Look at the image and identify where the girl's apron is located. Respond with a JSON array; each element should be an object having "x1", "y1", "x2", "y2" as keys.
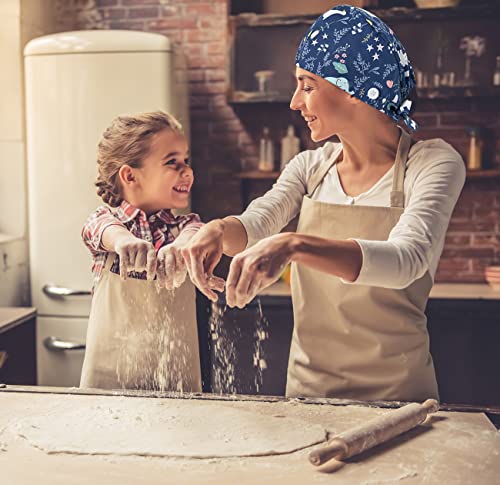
[
  {"x1": 80, "y1": 242, "x2": 202, "y2": 392},
  {"x1": 287, "y1": 130, "x2": 439, "y2": 401}
]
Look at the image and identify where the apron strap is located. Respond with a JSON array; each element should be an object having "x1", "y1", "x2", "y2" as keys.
[
  {"x1": 306, "y1": 143, "x2": 343, "y2": 196},
  {"x1": 390, "y1": 128, "x2": 412, "y2": 209},
  {"x1": 104, "y1": 252, "x2": 117, "y2": 272}
]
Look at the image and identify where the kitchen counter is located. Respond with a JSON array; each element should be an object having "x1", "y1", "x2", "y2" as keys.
[
  {"x1": 261, "y1": 281, "x2": 500, "y2": 300},
  {"x1": 0, "y1": 386, "x2": 499, "y2": 485},
  {"x1": 0, "y1": 307, "x2": 36, "y2": 334}
]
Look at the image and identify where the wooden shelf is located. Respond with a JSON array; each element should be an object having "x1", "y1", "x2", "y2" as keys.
[
  {"x1": 230, "y1": 4, "x2": 500, "y2": 27},
  {"x1": 466, "y1": 169, "x2": 500, "y2": 179},
  {"x1": 238, "y1": 171, "x2": 280, "y2": 179},
  {"x1": 416, "y1": 86, "x2": 500, "y2": 99}
]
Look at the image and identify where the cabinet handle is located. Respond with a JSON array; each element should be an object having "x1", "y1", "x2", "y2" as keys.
[
  {"x1": 42, "y1": 284, "x2": 91, "y2": 298},
  {"x1": 43, "y1": 336, "x2": 85, "y2": 352}
]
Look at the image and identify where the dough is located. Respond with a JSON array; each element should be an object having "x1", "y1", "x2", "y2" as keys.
[{"x1": 12, "y1": 397, "x2": 327, "y2": 458}]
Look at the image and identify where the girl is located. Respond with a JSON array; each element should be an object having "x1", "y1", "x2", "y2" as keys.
[{"x1": 80, "y1": 111, "x2": 223, "y2": 391}]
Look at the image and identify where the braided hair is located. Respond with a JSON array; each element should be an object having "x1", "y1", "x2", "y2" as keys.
[{"x1": 95, "y1": 111, "x2": 183, "y2": 207}]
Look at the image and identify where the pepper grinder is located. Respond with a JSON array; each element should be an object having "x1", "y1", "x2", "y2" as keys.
[{"x1": 466, "y1": 126, "x2": 483, "y2": 171}]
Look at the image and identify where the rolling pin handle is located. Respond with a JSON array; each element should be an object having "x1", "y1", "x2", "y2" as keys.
[
  {"x1": 308, "y1": 438, "x2": 348, "y2": 466},
  {"x1": 422, "y1": 399, "x2": 439, "y2": 414}
]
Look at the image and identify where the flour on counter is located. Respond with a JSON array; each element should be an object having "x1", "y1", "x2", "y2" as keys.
[{"x1": 10, "y1": 398, "x2": 327, "y2": 458}]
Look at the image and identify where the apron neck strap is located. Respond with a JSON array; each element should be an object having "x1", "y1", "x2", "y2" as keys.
[
  {"x1": 306, "y1": 144, "x2": 343, "y2": 196},
  {"x1": 390, "y1": 128, "x2": 412, "y2": 209},
  {"x1": 306, "y1": 129, "x2": 412, "y2": 208}
]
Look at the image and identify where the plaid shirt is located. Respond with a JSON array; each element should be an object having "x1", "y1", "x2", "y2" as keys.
[{"x1": 82, "y1": 200, "x2": 203, "y2": 286}]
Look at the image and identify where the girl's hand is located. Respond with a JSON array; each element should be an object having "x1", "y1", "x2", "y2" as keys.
[
  {"x1": 114, "y1": 234, "x2": 157, "y2": 280},
  {"x1": 226, "y1": 233, "x2": 296, "y2": 308},
  {"x1": 181, "y1": 220, "x2": 226, "y2": 301},
  {"x1": 156, "y1": 243, "x2": 187, "y2": 290}
]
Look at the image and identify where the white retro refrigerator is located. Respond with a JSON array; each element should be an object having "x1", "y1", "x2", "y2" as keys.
[{"x1": 24, "y1": 30, "x2": 188, "y2": 386}]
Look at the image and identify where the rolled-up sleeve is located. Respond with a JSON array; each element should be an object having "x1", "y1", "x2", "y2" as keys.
[
  {"x1": 81, "y1": 206, "x2": 125, "y2": 255},
  {"x1": 347, "y1": 145, "x2": 466, "y2": 289},
  {"x1": 233, "y1": 151, "x2": 313, "y2": 247}
]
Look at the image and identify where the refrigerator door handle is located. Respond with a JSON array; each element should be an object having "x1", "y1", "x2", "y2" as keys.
[
  {"x1": 43, "y1": 336, "x2": 86, "y2": 352},
  {"x1": 42, "y1": 284, "x2": 91, "y2": 298}
]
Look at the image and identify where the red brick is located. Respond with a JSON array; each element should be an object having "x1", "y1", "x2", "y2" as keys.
[
  {"x1": 207, "y1": 42, "x2": 226, "y2": 56},
  {"x1": 444, "y1": 234, "x2": 471, "y2": 247},
  {"x1": 441, "y1": 247, "x2": 495, "y2": 259},
  {"x1": 109, "y1": 20, "x2": 145, "y2": 30},
  {"x1": 206, "y1": 68, "x2": 227, "y2": 82},
  {"x1": 189, "y1": 95, "x2": 211, "y2": 108},
  {"x1": 435, "y1": 271, "x2": 483, "y2": 284},
  {"x1": 210, "y1": 94, "x2": 228, "y2": 107},
  {"x1": 147, "y1": 17, "x2": 197, "y2": 30},
  {"x1": 188, "y1": 70, "x2": 205, "y2": 82},
  {"x1": 471, "y1": 258, "x2": 499, "y2": 272},
  {"x1": 128, "y1": 6, "x2": 159, "y2": 18},
  {"x1": 185, "y1": 3, "x2": 217, "y2": 15},
  {"x1": 122, "y1": 0, "x2": 158, "y2": 5},
  {"x1": 185, "y1": 44, "x2": 203, "y2": 57},
  {"x1": 184, "y1": 29, "x2": 220, "y2": 43},
  {"x1": 200, "y1": 17, "x2": 227, "y2": 30},
  {"x1": 472, "y1": 206, "x2": 499, "y2": 220},
  {"x1": 96, "y1": 0, "x2": 118, "y2": 6},
  {"x1": 188, "y1": 55, "x2": 225, "y2": 69},
  {"x1": 103, "y1": 8, "x2": 126, "y2": 20},
  {"x1": 472, "y1": 234, "x2": 500, "y2": 246},
  {"x1": 436, "y1": 258, "x2": 470, "y2": 272},
  {"x1": 190, "y1": 82, "x2": 226, "y2": 95},
  {"x1": 161, "y1": 6, "x2": 179, "y2": 17}
]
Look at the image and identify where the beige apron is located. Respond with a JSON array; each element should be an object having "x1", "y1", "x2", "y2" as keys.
[
  {"x1": 287, "y1": 130, "x2": 439, "y2": 402},
  {"x1": 80, "y1": 245, "x2": 202, "y2": 392}
]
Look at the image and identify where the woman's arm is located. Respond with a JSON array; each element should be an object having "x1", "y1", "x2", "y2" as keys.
[
  {"x1": 225, "y1": 232, "x2": 362, "y2": 308},
  {"x1": 352, "y1": 141, "x2": 466, "y2": 289}
]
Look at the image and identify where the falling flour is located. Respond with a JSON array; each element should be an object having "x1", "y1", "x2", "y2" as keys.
[{"x1": 210, "y1": 297, "x2": 270, "y2": 395}]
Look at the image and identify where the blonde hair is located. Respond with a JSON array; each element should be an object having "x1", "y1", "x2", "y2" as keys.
[{"x1": 95, "y1": 110, "x2": 183, "y2": 207}]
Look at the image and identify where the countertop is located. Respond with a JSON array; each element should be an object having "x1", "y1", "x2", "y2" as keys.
[
  {"x1": 0, "y1": 307, "x2": 36, "y2": 334},
  {"x1": 261, "y1": 282, "x2": 500, "y2": 300},
  {"x1": 0, "y1": 386, "x2": 499, "y2": 485}
]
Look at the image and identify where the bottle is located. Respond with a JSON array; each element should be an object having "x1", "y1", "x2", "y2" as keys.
[
  {"x1": 466, "y1": 126, "x2": 482, "y2": 171},
  {"x1": 258, "y1": 127, "x2": 274, "y2": 172},
  {"x1": 493, "y1": 56, "x2": 500, "y2": 86},
  {"x1": 280, "y1": 125, "x2": 300, "y2": 171}
]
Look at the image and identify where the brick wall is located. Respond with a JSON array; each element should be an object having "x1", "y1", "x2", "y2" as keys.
[{"x1": 61, "y1": 0, "x2": 500, "y2": 283}]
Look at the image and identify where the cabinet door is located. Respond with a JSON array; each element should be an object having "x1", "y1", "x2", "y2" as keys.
[
  {"x1": 427, "y1": 299, "x2": 500, "y2": 406},
  {"x1": 36, "y1": 316, "x2": 87, "y2": 387}
]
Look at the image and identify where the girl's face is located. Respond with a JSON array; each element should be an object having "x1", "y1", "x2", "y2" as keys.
[
  {"x1": 131, "y1": 129, "x2": 193, "y2": 214},
  {"x1": 290, "y1": 67, "x2": 356, "y2": 142}
]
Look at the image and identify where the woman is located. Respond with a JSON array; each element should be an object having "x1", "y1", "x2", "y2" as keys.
[{"x1": 183, "y1": 5, "x2": 466, "y2": 402}]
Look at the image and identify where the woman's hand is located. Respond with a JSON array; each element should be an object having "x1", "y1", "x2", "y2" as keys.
[
  {"x1": 226, "y1": 233, "x2": 297, "y2": 308},
  {"x1": 181, "y1": 220, "x2": 226, "y2": 301},
  {"x1": 114, "y1": 233, "x2": 157, "y2": 280}
]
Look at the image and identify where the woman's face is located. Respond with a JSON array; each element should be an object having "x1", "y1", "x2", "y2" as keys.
[{"x1": 290, "y1": 67, "x2": 357, "y2": 142}]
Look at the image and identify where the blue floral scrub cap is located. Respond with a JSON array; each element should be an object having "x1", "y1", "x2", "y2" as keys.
[{"x1": 295, "y1": 5, "x2": 418, "y2": 131}]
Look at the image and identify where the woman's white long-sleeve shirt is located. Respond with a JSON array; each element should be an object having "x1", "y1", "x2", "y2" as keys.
[{"x1": 234, "y1": 138, "x2": 466, "y2": 289}]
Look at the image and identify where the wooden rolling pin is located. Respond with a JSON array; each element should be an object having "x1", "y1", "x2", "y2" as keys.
[{"x1": 309, "y1": 399, "x2": 439, "y2": 467}]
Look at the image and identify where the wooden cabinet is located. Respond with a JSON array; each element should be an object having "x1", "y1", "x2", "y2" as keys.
[
  {"x1": 0, "y1": 308, "x2": 37, "y2": 385},
  {"x1": 427, "y1": 298, "x2": 500, "y2": 406},
  {"x1": 202, "y1": 294, "x2": 500, "y2": 406}
]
